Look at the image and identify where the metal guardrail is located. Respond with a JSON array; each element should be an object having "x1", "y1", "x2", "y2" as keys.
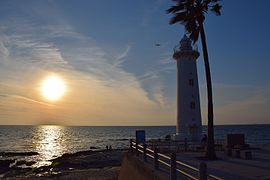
[{"x1": 130, "y1": 140, "x2": 222, "y2": 180}]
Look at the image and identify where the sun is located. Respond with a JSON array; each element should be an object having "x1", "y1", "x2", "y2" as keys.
[{"x1": 41, "y1": 75, "x2": 66, "y2": 101}]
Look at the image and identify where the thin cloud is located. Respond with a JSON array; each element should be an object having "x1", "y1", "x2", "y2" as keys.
[
  {"x1": 0, "y1": 93, "x2": 55, "y2": 107},
  {"x1": 113, "y1": 45, "x2": 131, "y2": 67}
]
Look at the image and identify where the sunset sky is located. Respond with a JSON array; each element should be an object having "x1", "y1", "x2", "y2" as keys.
[{"x1": 0, "y1": 0, "x2": 269, "y2": 125}]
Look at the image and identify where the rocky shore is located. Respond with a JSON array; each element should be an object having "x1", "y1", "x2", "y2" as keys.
[{"x1": 0, "y1": 149, "x2": 127, "y2": 179}]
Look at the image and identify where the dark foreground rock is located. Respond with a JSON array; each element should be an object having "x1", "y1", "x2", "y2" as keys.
[
  {"x1": 4, "y1": 167, "x2": 33, "y2": 178},
  {"x1": 15, "y1": 160, "x2": 27, "y2": 166},
  {"x1": 49, "y1": 150, "x2": 123, "y2": 169},
  {"x1": 0, "y1": 149, "x2": 127, "y2": 179},
  {"x1": 0, "y1": 160, "x2": 15, "y2": 174},
  {"x1": 0, "y1": 152, "x2": 38, "y2": 157},
  {"x1": 25, "y1": 161, "x2": 36, "y2": 166}
]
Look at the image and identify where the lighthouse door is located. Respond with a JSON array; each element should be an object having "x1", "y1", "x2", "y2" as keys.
[{"x1": 190, "y1": 124, "x2": 198, "y2": 141}]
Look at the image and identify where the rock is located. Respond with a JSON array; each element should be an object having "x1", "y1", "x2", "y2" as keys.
[
  {"x1": 49, "y1": 150, "x2": 125, "y2": 170},
  {"x1": 0, "y1": 159, "x2": 15, "y2": 173},
  {"x1": 90, "y1": 146, "x2": 98, "y2": 149},
  {"x1": 1, "y1": 152, "x2": 38, "y2": 157},
  {"x1": 4, "y1": 166, "x2": 32, "y2": 178},
  {"x1": 50, "y1": 150, "x2": 94, "y2": 162},
  {"x1": 33, "y1": 166, "x2": 52, "y2": 173},
  {"x1": 16, "y1": 160, "x2": 27, "y2": 166},
  {"x1": 25, "y1": 161, "x2": 36, "y2": 166},
  {"x1": 1, "y1": 149, "x2": 126, "y2": 179},
  {"x1": 165, "y1": 134, "x2": 171, "y2": 141},
  {"x1": 0, "y1": 159, "x2": 15, "y2": 166}
]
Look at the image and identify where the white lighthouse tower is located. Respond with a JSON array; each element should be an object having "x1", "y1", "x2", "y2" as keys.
[{"x1": 173, "y1": 35, "x2": 202, "y2": 141}]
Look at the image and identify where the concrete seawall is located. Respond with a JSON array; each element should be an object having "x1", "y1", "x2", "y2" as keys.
[{"x1": 118, "y1": 152, "x2": 167, "y2": 180}]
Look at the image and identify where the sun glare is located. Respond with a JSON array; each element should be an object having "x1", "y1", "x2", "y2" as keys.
[{"x1": 41, "y1": 75, "x2": 66, "y2": 101}]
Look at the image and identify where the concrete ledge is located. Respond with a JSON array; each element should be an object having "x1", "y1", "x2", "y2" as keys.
[{"x1": 118, "y1": 152, "x2": 168, "y2": 180}]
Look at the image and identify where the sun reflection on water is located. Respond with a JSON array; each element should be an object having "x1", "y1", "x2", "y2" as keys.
[{"x1": 34, "y1": 125, "x2": 67, "y2": 167}]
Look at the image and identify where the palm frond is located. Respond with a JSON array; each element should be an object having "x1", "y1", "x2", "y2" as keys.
[
  {"x1": 169, "y1": 12, "x2": 188, "y2": 24},
  {"x1": 166, "y1": 4, "x2": 185, "y2": 14},
  {"x1": 185, "y1": 19, "x2": 197, "y2": 33},
  {"x1": 168, "y1": 0, "x2": 222, "y2": 43},
  {"x1": 210, "y1": 4, "x2": 222, "y2": 16}
]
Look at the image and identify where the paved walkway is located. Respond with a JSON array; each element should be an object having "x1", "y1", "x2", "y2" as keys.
[{"x1": 175, "y1": 149, "x2": 270, "y2": 180}]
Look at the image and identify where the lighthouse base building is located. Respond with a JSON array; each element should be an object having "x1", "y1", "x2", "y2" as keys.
[{"x1": 172, "y1": 35, "x2": 202, "y2": 142}]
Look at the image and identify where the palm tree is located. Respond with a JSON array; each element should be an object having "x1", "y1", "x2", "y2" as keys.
[{"x1": 167, "y1": 0, "x2": 222, "y2": 160}]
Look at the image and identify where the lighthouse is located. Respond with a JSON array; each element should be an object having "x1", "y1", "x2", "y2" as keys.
[{"x1": 173, "y1": 35, "x2": 202, "y2": 141}]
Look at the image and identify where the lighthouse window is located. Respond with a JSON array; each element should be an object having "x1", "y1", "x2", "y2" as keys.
[
  {"x1": 190, "y1": 101, "x2": 195, "y2": 109},
  {"x1": 189, "y1": 79, "x2": 194, "y2": 86}
]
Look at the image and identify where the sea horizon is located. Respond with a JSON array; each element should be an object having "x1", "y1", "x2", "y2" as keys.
[{"x1": 0, "y1": 123, "x2": 269, "y2": 127}]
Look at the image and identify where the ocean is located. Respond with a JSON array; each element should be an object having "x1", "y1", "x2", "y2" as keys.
[{"x1": 0, "y1": 124, "x2": 270, "y2": 167}]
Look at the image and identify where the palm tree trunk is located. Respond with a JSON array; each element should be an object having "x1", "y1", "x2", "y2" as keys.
[{"x1": 199, "y1": 22, "x2": 216, "y2": 159}]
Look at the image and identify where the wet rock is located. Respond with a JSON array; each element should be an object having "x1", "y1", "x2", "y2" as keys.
[
  {"x1": 1, "y1": 149, "x2": 126, "y2": 179},
  {"x1": 33, "y1": 165, "x2": 52, "y2": 173},
  {"x1": 50, "y1": 150, "x2": 94, "y2": 162},
  {"x1": 89, "y1": 146, "x2": 98, "y2": 150},
  {"x1": 4, "y1": 166, "x2": 32, "y2": 178},
  {"x1": 16, "y1": 160, "x2": 27, "y2": 166},
  {"x1": 26, "y1": 161, "x2": 36, "y2": 166},
  {"x1": 1, "y1": 152, "x2": 38, "y2": 157},
  {"x1": 49, "y1": 150, "x2": 124, "y2": 170},
  {"x1": 0, "y1": 159, "x2": 15, "y2": 173},
  {"x1": 35, "y1": 170, "x2": 63, "y2": 178}
]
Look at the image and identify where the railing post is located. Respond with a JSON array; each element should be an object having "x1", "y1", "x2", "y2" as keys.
[
  {"x1": 184, "y1": 138, "x2": 188, "y2": 152},
  {"x1": 136, "y1": 141, "x2": 139, "y2": 157},
  {"x1": 170, "y1": 152, "x2": 176, "y2": 180},
  {"x1": 130, "y1": 139, "x2": 133, "y2": 152},
  {"x1": 154, "y1": 147, "x2": 159, "y2": 170},
  {"x1": 143, "y1": 143, "x2": 147, "y2": 162},
  {"x1": 199, "y1": 162, "x2": 207, "y2": 180}
]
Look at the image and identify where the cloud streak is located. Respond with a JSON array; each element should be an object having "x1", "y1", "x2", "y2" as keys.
[
  {"x1": 0, "y1": 1, "x2": 174, "y2": 125},
  {"x1": 113, "y1": 45, "x2": 131, "y2": 67},
  {"x1": 1, "y1": 94, "x2": 55, "y2": 107}
]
